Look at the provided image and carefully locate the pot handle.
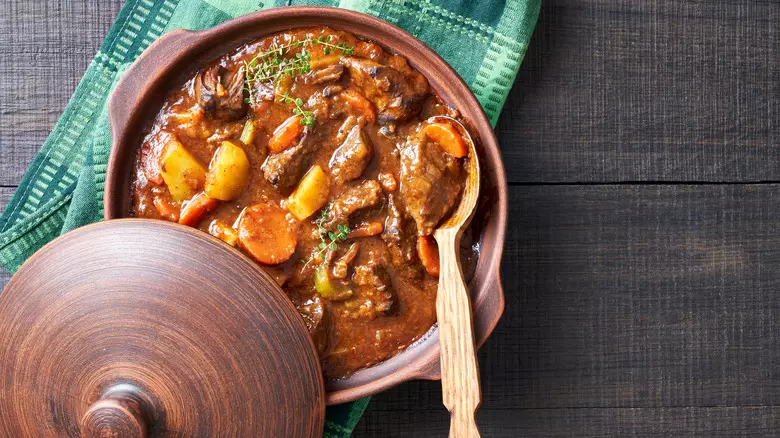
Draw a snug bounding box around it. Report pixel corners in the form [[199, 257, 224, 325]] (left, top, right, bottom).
[[415, 270, 506, 381], [108, 29, 199, 142]]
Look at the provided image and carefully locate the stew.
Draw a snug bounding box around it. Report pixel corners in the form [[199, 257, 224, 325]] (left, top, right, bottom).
[[131, 26, 478, 379]]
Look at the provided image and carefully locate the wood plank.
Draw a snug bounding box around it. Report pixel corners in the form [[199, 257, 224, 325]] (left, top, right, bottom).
[[4, 183, 780, 434], [497, 0, 780, 183], [355, 184, 780, 434], [356, 407, 780, 437], [0, 0, 123, 185]]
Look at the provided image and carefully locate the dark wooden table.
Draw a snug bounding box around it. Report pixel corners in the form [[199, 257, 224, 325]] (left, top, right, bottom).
[[2, 1, 779, 436]]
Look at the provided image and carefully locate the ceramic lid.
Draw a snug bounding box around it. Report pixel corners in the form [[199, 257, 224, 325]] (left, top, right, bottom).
[[0, 219, 324, 437]]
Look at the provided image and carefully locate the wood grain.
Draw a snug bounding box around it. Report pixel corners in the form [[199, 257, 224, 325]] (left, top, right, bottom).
[[356, 184, 780, 435], [433, 122, 482, 437], [357, 407, 780, 437], [497, 0, 780, 183], [0, 220, 325, 437], [0, 0, 123, 185], [436, 230, 481, 438], [3, 0, 780, 436]]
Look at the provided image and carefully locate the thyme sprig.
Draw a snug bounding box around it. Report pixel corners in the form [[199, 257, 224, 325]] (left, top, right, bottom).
[[310, 35, 355, 56], [243, 34, 355, 111], [278, 91, 315, 126], [303, 208, 350, 270]]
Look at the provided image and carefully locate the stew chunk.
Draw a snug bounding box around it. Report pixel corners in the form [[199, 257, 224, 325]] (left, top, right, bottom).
[[262, 131, 317, 189], [324, 180, 384, 230], [329, 125, 374, 184], [399, 135, 463, 236], [342, 57, 429, 124], [193, 65, 246, 120], [350, 251, 396, 319]]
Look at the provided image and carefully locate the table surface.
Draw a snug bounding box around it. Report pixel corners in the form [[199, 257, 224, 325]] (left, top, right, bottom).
[[2, 1, 779, 436]]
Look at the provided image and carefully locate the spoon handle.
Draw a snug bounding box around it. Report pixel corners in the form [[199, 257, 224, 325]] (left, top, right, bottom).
[[435, 228, 481, 438]]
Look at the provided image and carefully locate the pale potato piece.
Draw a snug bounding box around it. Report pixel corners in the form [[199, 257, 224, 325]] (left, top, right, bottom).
[[286, 165, 330, 220], [159, 136, 207, 201], [205, 141, 250, 201]]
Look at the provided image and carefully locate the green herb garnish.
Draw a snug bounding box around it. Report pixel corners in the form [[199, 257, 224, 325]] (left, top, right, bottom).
[[302, 208, 350, 270], [243, 35, 354, 116], [278, 91, 315, 126]]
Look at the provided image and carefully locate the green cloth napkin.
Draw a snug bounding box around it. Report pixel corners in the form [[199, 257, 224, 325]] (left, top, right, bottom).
[[0, 0, 539, 436]]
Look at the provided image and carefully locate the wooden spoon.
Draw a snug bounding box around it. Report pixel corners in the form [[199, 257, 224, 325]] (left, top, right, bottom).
[[431, 115, 482, 437]]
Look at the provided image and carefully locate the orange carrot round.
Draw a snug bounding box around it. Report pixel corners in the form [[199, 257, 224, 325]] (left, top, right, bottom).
[[268, 114, 304, 154], [423, 122, 468, 158], [239, 203, 299, 265], [178, 192, 220, 227], [417, 236, 440, 277], [347, 221, 384, 239], [153, 196, 179, 222], [341, 89, 376, 123]]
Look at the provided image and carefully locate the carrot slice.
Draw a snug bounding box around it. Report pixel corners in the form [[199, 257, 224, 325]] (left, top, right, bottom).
[[153, 196, 179, 222], [178, 192, 220, 227], [422, 122, 468, 158], [347, 221, 384, 239], [341, 89, 376, 123], [417, 236, 440, 277], [238, 203, 299, 265], [268, 114, 304, 154]]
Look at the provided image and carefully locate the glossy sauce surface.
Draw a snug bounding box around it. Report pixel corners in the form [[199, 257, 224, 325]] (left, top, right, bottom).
[[131, 27, 477, 379]]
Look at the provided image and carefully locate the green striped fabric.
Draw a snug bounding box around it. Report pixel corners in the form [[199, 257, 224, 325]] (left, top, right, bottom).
[[0, 0, 539, 436]]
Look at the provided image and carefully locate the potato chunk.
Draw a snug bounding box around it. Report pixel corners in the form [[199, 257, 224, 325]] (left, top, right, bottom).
[[159, 137, 207, 201], [205, 140, 250, 201], [286, 165, 330, 220]]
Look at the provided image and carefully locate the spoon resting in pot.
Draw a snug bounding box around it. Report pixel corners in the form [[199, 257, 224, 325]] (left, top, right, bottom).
[[430, 116, 482, 437]]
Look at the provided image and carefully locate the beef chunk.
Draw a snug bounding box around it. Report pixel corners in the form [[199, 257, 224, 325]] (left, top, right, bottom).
[[351, 251, 395, 319], [332, 242, 359, 280], [324, 180, 383, 230], [322, 85, 344, 97], [399, 136, 463, 236], [297, 297, 329, 355], [329, 125, 374, 184], [261, 131, 316, 189], [341, 57, 429, 124], [306, 64, 345, 85], [193, 64, 246, 120], [382, 194, 421, 277], [335, 115, 366, 143]]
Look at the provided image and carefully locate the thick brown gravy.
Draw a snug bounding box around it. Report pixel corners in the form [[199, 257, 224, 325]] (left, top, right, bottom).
[[131, 26, 477, 379]]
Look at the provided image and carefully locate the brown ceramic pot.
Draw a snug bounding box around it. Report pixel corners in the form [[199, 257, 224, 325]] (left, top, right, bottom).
[[104, 6, 507, 405]]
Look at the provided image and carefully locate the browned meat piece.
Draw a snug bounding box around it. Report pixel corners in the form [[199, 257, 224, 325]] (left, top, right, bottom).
[[324, 180, 384, 230], [382, 194, 420, 277], [399, 136, 463, 235], [306, 64, 345, 85], [335, 115, 366, 143], [193, 64, 246, 120], [329, 125, 374, 184], [332, 243, 359, 279], [351, 251, 396, 319], [297, 297, 329, 355], [322, 84, 344, 97], [252, 81, 275, 105], [341, 57, 429, 124], [261, 131, 316, 189]]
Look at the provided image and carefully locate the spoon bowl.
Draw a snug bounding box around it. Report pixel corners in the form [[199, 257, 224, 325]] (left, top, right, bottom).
[[430, 116, 481, 232]]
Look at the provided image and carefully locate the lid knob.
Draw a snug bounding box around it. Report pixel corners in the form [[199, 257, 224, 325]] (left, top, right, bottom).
[[80, 384, 152, 438]]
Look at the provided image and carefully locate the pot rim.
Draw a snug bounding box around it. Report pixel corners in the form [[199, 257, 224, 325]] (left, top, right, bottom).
[[103, 5, 507, 405]]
